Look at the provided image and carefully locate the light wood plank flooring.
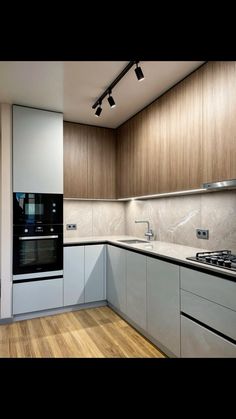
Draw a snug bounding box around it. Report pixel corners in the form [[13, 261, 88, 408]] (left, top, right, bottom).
[[0, 306, 165, 358]]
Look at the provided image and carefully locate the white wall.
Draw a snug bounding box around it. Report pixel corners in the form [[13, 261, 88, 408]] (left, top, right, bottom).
[[0, 104, 12, 319]]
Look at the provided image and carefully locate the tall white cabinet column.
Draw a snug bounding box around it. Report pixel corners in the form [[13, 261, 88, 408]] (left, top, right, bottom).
[[13, 105, 63, 193], [0, 104, 13, 319]]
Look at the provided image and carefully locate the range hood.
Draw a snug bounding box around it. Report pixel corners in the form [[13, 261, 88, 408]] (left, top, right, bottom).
[[202, 179, 236, 190]]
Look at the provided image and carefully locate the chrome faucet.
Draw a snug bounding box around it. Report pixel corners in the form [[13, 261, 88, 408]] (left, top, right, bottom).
[[135, 220, 154, 241]]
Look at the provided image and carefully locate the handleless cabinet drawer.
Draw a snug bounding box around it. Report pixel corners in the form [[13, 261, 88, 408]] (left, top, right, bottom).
[[181, 289, 236, 341], [13, 278, 63, 315], [180, 267, 236, 311], [181, 315, 236, 357]]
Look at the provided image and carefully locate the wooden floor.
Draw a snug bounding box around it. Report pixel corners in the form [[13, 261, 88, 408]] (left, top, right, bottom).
[[0, 306, 165, 358]]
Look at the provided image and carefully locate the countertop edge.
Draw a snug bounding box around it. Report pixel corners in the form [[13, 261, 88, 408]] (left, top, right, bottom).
[[63, 239, 236, 282]]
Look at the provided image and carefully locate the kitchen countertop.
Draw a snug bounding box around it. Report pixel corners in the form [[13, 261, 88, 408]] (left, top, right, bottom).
[[64, 235, 236, 280]]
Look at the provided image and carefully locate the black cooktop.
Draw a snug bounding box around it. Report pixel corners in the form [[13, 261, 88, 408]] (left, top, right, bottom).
[[187, 250, 236, 272]]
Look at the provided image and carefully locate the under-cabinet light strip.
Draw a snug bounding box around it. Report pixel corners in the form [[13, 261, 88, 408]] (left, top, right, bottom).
[[117, 188, 208, 201], [64, 188, 214, 202], [63, 198, 118, 202]]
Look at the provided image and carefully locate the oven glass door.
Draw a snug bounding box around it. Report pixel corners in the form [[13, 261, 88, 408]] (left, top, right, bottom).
[[13, 235, 63, 275]]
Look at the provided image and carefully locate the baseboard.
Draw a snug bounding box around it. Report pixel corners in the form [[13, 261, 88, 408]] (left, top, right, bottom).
[[13, 301, 107, 322], [0, 317, 13, 325]]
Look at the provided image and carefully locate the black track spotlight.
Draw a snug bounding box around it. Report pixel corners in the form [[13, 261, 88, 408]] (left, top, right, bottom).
[[107, 90, 116, 108], [92, 61, 145, 116], [95, 102, 102, 117], [135, 61, 144, 81]]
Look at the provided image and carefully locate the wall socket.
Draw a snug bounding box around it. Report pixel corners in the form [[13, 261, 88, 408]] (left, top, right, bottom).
[[66, 224, 77, 230], [196, 229, 209, 239]]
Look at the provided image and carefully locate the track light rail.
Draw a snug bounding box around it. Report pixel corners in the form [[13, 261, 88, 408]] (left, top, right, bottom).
[[92, 61, 136, 110]]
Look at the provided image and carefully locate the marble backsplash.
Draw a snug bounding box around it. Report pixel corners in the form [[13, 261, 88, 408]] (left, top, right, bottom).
[[125, 190, 236, 253], [64, 201, 126, 237], [64, 190, 236, 253]]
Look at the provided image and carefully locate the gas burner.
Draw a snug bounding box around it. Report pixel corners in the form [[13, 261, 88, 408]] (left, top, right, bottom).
[[186, 250, 236, 272]]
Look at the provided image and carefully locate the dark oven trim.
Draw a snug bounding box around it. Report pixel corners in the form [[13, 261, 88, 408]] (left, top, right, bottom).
[[13, 275, 63, 284]]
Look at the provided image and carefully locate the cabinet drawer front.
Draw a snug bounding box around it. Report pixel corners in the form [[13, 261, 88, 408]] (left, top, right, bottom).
[[181, 315, 236, 357], [181, 289, 236, 341], [180, 267, 236, 311], [13, 278, 63, 315]]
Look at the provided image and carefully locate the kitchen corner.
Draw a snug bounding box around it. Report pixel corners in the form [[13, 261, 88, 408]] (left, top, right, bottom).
[[0, 60, 236, 358]]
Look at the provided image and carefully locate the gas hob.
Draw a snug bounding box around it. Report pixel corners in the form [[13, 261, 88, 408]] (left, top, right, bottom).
[[186, 250, 236, 272]]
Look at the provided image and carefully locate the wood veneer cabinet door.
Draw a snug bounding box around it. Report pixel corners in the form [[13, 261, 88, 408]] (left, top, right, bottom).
[[64, 122, 88, 198], [116, 122, 136, 198], [202, 61, 236, 183], [64, 122, 116, 199], [116, 66, 203, 197], [117, 108, 155, 198], [87, 127, 116, 199], [158, 68, 203, 193]]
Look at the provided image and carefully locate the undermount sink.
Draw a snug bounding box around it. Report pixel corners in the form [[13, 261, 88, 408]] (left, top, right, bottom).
[[118, 239, 149, 244]]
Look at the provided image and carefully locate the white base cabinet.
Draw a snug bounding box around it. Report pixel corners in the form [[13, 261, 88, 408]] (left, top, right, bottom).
[[106, 245, 126, 314], [85, 245, 105, 303], [13, 278, 63, 315], [106, 246, 181, 356], [181, 315, 236, 357], [180, 266, 236, 357], [63, 244, 106, 307], [147, 257, 180, 357], [126, 250, 147, 330], [64, 246, 85, 306]]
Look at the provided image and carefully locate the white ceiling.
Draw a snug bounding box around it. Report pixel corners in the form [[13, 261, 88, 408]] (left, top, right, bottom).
[[0, 61, 205, 128]]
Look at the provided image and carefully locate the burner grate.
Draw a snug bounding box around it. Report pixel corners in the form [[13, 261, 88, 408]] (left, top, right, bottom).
[[186, 249, 236, 272], [196, 250, 231, 259]]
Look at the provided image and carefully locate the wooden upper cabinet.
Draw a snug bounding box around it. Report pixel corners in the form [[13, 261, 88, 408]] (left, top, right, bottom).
[[64, 122, 116, 199], [202, 61, 236, 183], [64, 122, 88, 198], [87, 126, 116, 199], [160, 68, 203, 192], [64, 62, 236, 200], [116, 66, 204, 197], [116, 121, 136, 198]]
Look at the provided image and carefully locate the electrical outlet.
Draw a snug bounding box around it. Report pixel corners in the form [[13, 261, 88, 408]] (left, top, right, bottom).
[[66, 224, 77, 230], [196, 229, 209, 239]]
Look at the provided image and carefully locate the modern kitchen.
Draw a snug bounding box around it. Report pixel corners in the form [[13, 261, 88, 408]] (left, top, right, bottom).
[[0, 60, 236, 358]]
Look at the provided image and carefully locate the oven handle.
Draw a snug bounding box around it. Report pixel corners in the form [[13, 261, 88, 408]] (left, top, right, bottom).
[[19, 235, 59, 240]]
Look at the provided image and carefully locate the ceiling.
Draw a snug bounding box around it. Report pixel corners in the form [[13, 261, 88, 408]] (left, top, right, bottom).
[[0, 61, 205, 128]]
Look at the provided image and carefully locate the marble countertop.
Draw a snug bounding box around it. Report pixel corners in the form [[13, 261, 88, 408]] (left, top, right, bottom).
[[64, 235, 236, 280]]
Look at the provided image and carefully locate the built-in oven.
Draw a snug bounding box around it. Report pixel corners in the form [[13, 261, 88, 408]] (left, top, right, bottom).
[[13, 192, 63, 225], [13, 224, 63, 281]]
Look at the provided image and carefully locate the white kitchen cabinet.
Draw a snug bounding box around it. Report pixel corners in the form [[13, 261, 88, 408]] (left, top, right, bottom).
[[147, 257, 180, 357], [85, 245, 106, 303], [180, 266, 236, 357], [126, 250, 147, 330], [13, 105, 63, 193], [13, 278, 63, 315], [180, 267, 236, 312], [106, 245, 126, 314], [181, 315, 236, 357], [181, 289, 236, 341], [64, 246, 85, 306]]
